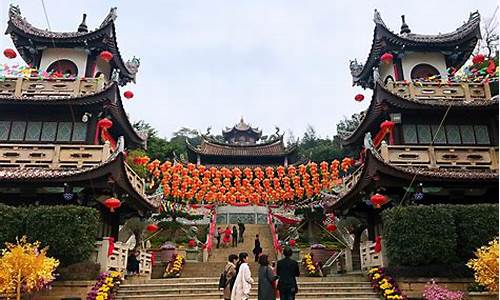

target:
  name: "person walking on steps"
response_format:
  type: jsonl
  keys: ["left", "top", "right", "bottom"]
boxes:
{"left": 221, "top": 254, "right": 238, "bottom": 300}
{"left": 223, "top": 226, "right": 232, "bottom": 247}
{"left": 232, "top": 225, "right": 238, "bottom": 247}
{"left": 231, "top": 252, "right": 254, "bottom": 300}
{"left": 277, "top": 247, "right": 300, "bottom": 300}
{"left": 258, "top": 254, "right": 279, "bottom": 300}
{"left": 237, "top": 220, "right": 245, "bottom": 243}
{"left": 215, "top": 227, "right": 222, "bottom": 249}
{"left": 253, "top": 234, "right": 262, "bottom": 262}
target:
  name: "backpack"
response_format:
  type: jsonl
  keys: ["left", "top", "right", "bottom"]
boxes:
{"left": 218, "top": 271, "right": 227, "bottom": 289}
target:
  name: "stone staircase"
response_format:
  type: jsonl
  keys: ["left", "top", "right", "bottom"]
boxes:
{"left": 181, "top": 224, "right": 276, "bottom": 278}
{"left": 115, "top": 274, "right": 379, "bottom": 300}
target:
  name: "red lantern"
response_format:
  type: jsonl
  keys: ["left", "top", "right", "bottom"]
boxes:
{"left": 370, "top": 193, "right": 387, "bottom": 209}
{"left": 187, "top": 239, "right": 196, "bottom": 248}
{"left": 146, "top": 224, "right": 159, "bottom": 233}
{"left": 380, "top": 52, "right": 393, "bottom": 64}
{"left": 97, "top": 118, "right": 113, "bottom": 129}
{"left": 472, "top": 54, "right": 485, "bottom": 65}
{"left": 123, "top": 90, "right": 134, "bottom": 99}
{"left": 326, "top": 223, "right": 337, "bottom": 232}
{"left": 99, "top": 50, "right": 113, "bottom": 62}
{"left": 380, "top": 120, "right": 395, "bottom": 131}
{"left": 354, "top": 94, "right": 365, "bottom": 102}
{"left": 289, "top": 239, "right": 296, "bottom": 248}
{"left": 3, "top": 48, "right": 16, "bottom": 59}
{"left": 104, "top": 197, "right": 121, "bottom": 212}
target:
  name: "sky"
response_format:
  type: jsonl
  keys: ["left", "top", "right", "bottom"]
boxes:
{"left": 0, "top": 0, "right": 497, "bottom": 140}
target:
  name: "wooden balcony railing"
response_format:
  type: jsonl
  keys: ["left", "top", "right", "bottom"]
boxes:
{"left": 385, "top": 81, "right": 492, "bottom": 101}
{"left": 125, "top": 162, "right": 146, "bottom": 196}
{"left": 0, "top": 77, "right": 105, "bottom": 98}
{"left": 360, "top": 240, "right": 384, "bottom": 270}
{"left": 0, "top": 142, "right": 112, "bottom": 168}
{"left": 379, "top": 143, "right": 499, "bottom": 170}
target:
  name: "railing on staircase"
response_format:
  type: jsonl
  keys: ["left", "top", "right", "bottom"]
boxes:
{"left": 92, "top": 237, "right": 152, "bottom": 278}
{"left": 360, "top": 240, "right": 384, "bottom": 270}
{"left": 268, "top": 212, "right": 282, "bottom": 256}
{"left": 203, "top": 210, "right": 217, "bottom": 262}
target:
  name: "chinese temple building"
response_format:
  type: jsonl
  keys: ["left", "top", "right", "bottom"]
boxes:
{"left": 186, "top": 118, "right": 298, "bottom": 168}
{"left": 0, "top": 5, "right": 156, "bottom": 238}
{"left": 328, "top": 10, "right": 498, "bottom": 263}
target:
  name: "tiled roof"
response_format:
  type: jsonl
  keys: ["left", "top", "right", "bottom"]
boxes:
{"left": 6, "top": 5, "right": 138, "bottom": 85}
{"left": 187, "top": 137, "right": 295, "bottom": 157}
{"left": 350, "top": 10, "right": 481, "bottom": 88}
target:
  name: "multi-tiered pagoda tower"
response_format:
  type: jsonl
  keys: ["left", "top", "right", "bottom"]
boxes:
{"left": 186, "top": 118, "right": 298, "bottom": 168}
{"left": 330, "top": 10, "right": 498, "bottom": 258}
{"left": 0, "top": 5, "right": 155, "bottom": 238}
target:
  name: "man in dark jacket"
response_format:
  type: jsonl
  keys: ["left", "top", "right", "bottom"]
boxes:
{"left": 276, "top": 247, "right": 300, "bottom": 300}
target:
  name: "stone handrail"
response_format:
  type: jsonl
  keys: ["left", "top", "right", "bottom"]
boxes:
{"left": 336, "top": 165, "right": 364, "bottom": 196}
{"left": 385, "top": 80, "right": 492, "bottom": 101}
{"left": 379, "top": 143, "right": 499, "bottom": 170}
{"left": 0, "top": 142, "right": 112, "bottom": 168}
{"left": 124, "top": 162, "right": 146, "bottom": 196}
{"left": 0, "top": 77, "right": 105, "bottom": 98}
{"left": 93, "top": 238, "right": 152, "bottom": 278}
{"left": 360, "top": 240, "right": 384, "bottom": 270}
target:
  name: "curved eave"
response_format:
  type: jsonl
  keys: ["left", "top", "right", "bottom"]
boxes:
{"left": 202, "top": 135, "right": 285, "bottom": 148}
{"left": 342, "top": 82, "right": 498, "bottom": 147}
{"left": 329, "top": 148, "right": 498, "bottom": 211}
{"left": 352, "top": 11, "right": 481, "bottom": 88}
{"left": 0, "top": 151, "right": 155, "bottom": 212}
{"left": 6, "top": 9, "right": 137, "bottom": 85}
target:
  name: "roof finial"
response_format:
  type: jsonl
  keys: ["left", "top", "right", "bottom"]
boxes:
{"left": 400, "top": 15, "right": 411, "bottom": 35}
{"left": 78, "top": 13, "right": 88, "bottom": 33}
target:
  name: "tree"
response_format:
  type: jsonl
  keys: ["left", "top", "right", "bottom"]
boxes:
{"left": 475, "top": 8, "right": 499, "bottom": 58}
{"left": 336, "top": 216, "right": 368, "bottom": 270}
{"left": 0, "top": 237, "right": 59, "bottom": 300}
{"left": 121, "top": 217, "right": 147, "bottom": 250}
{"left": 467, "top": 238, "right": 499, "bottom": 293}
{"left": 336, "top": 113, "right": 364, "bottom": 138}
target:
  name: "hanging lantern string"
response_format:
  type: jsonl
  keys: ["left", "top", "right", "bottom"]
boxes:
{"left": 398, "top": 103, "right": 453, "bottom": 206}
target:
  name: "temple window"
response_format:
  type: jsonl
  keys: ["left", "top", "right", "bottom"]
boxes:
{"left": 47, "top": 59, "right": 79, "bottom": 77}
{"left": 403, "top": 124, "right": 491, "bottom": 145}
{"left": 0, "top": 121, "right": 87, "bottom": 142}
{"left": 410, "top": 63, "right": 440, "bottom": 80}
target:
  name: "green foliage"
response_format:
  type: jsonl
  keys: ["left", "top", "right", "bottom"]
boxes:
{"left": 0, "top": 203, "right": 26, "bottom": 244}
{"left": 448, "top": 204, "right": 499, "bottom": 261}
{"left": 24, "top": 206, "right": 99, "bottom": 266}
{"left": 126, "top": 148, "right": 149, "bottom": 178}
{"left": 383, "top": 205, "right": 458, "bottom": 266}
{"left": 383, "top": 204, "right": 499, "bottom": 267}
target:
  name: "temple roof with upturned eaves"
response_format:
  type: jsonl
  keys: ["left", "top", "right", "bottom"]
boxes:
{"left": 350, "top": 10, "right": 481, "bottom": 88}
{"left": 5, "top": 5, "right": 139, "bottom": 86}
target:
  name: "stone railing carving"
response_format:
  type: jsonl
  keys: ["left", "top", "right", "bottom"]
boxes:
{"left": 93, "top": 238, "right": 152, "bottom": 278}
{"left": 379, "top": 143, "right": 499, "bottom": 170}
{"left": 385, "top": 81, "right": 492, "bottom": 101}
{"left": 124, "top": 162, "right": 146, "bottom": 196}
{"left": 0, "top": 142, "right": 112, "bottom": 168}
{"left": 0, "top": 77, "right": 105, "bottom": 98}
{"left": 360, "top": 240, "right": 384, "bottom": 270}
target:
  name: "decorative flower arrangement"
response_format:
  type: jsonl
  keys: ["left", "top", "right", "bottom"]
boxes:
{"left": 302, "top": 253, "right": 321, "bottom": 277}
{"left": 86, "top": 271, "right": 122, "bottom": 300}
{"left": 422, "top": 280, "right": 464, "bottom": 300}
{"left": 145, "top": 159, "right": 354, "bottom": 205}
{"left": 466, "top": 238, "right": 499, "bottom": 293}
{"left": 163, "top": 254, "right": 185, "bottom": 278}
{"left": 368, "top": 267, "right": 406, "bottom": 300}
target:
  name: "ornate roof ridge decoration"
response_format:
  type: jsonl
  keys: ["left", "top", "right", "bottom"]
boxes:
{"left": 341, "top": 81, "right": 498, "bottom": 147}
{"left": 201, "top": 134, "right": 285, "bottom": 148}
{"left": 222, "top": 117, "right": 263, "bottom": 136}
{"left": 350, "top": 10, "right": 481, "bottom": 88}
{"left": 6, "top": 5, "right": 139, "bottom": 85}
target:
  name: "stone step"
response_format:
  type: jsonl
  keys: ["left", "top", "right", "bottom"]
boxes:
{"left": 118, "top": 287, "right": 375, "bottom": 295}
{"left": 116, "top": 292, "right": 379, "bottom": 300}
{"left": 117, "top": 297, "right": 378, "bottom": 300}
{"left": 124, "top": 275, "right": 370, "bottom": 284}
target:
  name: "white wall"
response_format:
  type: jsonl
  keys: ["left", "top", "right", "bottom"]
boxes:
{"left": 379, "top": 62, "right": 394, "bottom": 83}
{"left": 94, "top": 56, "right": 111, "bottom": 80}
{"left": 401, "top": 52, "right": 447, "bottom": 80}
{"left": 39, "top": 48, "right": 88, "bottom": 77}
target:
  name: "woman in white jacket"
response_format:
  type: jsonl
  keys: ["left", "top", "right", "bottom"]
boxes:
{"left": 231, "top": 252, "right": 254, "bottom": 300}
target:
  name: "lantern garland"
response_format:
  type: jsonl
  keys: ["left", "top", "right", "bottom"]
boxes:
{"left": 145, "top": 159, "right": 354, "bottom": 205}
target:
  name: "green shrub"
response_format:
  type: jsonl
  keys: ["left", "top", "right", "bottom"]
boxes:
{"left": 448, "top": 204, "right": 498, "bottom": 261}
{"left": 383, "top": 205, "right": 458, "bottom": 266}
{"left": 0, "top": 203, "right": 26, "bottom": 245}
{"left": 25, "top": 205, "right": 100, "bottom": 266}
